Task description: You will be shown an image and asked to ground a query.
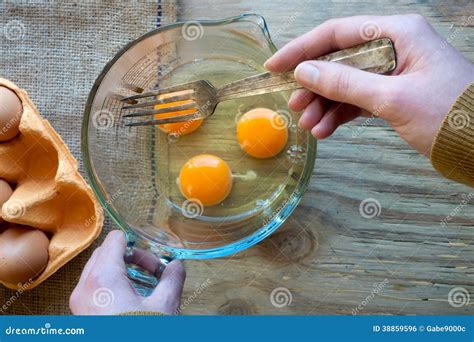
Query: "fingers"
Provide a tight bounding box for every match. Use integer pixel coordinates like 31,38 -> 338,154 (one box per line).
145,260 -> 186,315
298,96 -> 328,130
311,103 -> 360,139
70,230 -> 137,314
95,230 -> 127,270
76,230 -> 126,286
78,247 -> 101,284
288,89 -> 316,112
85,230 -> 133,293
294,60 -> 392,113
265,15 -> 390,72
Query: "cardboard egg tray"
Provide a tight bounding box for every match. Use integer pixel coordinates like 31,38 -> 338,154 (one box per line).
0,77 -> 103,290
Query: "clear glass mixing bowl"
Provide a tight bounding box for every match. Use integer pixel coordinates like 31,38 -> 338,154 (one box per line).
82,14 -> 316,294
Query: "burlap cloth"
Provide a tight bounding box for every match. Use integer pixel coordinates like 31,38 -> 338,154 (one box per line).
0,0 -> 177,315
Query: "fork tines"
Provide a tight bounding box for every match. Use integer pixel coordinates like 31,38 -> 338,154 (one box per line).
126,112 -> 200,127
120,82 -> 200,126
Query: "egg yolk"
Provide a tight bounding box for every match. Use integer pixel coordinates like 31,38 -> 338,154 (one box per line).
236,108 -> 288,158
155,91 -> 203,135
178,154 -> 233,206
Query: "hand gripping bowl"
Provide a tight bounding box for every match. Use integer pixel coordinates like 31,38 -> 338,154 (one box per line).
82,14 -> 316,294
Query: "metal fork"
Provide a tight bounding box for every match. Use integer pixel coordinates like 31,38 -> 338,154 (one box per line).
122,38 -> 396,127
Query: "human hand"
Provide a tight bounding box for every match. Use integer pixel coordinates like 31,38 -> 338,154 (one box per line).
265,14 -> 474,155
69,230 -> 186,315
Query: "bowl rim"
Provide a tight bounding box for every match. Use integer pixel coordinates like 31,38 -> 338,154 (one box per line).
81,13 -> 317,260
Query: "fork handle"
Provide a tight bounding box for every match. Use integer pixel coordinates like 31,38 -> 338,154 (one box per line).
216,38 -> 396,101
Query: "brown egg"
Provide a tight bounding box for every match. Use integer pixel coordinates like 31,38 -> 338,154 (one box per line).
0,179 -> 13,224
0,86 -> 23,142
0,225 -> 49,284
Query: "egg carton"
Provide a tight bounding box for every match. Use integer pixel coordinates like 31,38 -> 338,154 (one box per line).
0,77 -> 104,290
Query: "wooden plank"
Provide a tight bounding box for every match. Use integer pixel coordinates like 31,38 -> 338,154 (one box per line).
176,0 -> 474,315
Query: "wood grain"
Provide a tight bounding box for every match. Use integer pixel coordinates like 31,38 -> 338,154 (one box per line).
176,0 -> 474,315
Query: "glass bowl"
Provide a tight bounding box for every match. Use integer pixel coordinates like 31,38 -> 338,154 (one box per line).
82,14 -> 316,293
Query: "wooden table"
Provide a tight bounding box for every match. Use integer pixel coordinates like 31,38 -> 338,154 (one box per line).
176,0 -> 474,315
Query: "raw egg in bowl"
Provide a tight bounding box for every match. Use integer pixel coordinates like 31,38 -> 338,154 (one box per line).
82,14 -> 316,293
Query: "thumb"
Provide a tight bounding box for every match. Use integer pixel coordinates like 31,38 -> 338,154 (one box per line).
294,61 -> 391,113
144,260 -> 186,315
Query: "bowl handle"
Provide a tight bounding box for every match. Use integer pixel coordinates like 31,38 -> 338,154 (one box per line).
123,230 -> 174,296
